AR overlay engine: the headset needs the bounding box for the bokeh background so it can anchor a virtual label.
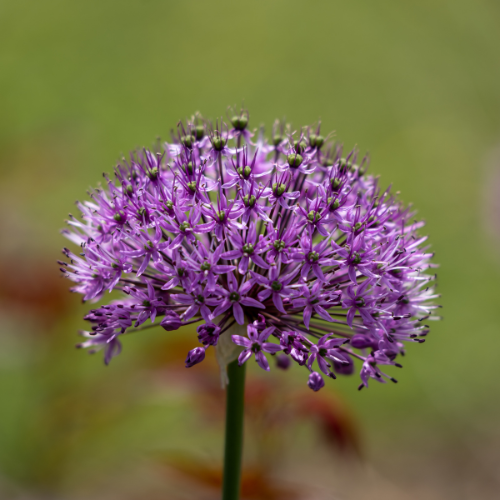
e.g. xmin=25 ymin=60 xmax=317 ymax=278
xmin=1 ymin=1 xmax=500 ymax=499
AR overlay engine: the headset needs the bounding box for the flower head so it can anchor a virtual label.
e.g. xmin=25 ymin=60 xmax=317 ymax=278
xmin=61 ymin=110 xmax=440 ymax=391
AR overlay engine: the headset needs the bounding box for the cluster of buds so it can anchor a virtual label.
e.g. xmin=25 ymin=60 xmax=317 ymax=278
xmin=60 ymin=109 xmax=439 ymax=390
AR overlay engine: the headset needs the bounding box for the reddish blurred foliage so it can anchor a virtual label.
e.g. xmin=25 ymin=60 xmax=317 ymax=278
xmin=156 ymin=453 xmax=301 ymax=500
xmin=0 ymin=258 xmax=75 ymax=330
xmin=145 ymin=336 xmax=362 ymax=459
xmin=293 ymin=391 xmax=362 ymax=456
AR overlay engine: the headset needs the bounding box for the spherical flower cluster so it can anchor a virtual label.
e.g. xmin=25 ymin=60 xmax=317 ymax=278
xmin=60 ymin=110 xmax=440 ymax=390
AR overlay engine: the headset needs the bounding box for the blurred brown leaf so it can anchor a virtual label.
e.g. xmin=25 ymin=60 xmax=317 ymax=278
xmin=155 ymin=452 xmax=301 ymax=500
xmin=293 ymin=391 xmax=362 ymax=457
xmin=145 ymin=336 xmax=362 ymax=459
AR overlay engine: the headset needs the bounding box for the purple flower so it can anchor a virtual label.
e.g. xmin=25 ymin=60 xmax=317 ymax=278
xmin=159 ymin=250 xmax=193 ymax=291
xmin=122 ymin=224 xmax=170 ymax=276
xmin=61 ymin=110 xmax=439 ymax=391
xmin=211 ymin=272 xmax=265 ymax=325
xmin=292 ymin=281 xmax=341 ymax=329
xmin=171 ymin=284 xmax=219 ymax=321
xmin=232 ymin=325 xmax=282 ymax=371
xmin=61 ymin=247 xmax=107 ymax=301
xmin=342 ymin=279 xmax=378 ymax=327
xmin=77 ymin=328 xmax=122 ymax=366
xmin=222 ymin=222 xmax=269 ymax=274
xmin=222 ymin=146 xmax=267 ymax=189
xmin=252 ymin=265 xmax=300 ymax=313
xmin=280 ymin=331 xmax=309 ymax=366
xmin=297 ymin=197 xmax=330 ymax=237
xmin=123 ymin=282 xmax=165 ymax=327
xmin=162 ymin=206 xmax=206 ymax=249
xmin=173 ymin=156 xmax=216 ymax=204
xmin=307 ymin=334 xmax=348 ymax=378
xmin=201 ymin=193 xmax=245 ymax=241
xmin=265 ymin=222 xmax=298 ymax=265
xmin=267 ymin=171 xmax=300 ymax=209
xmin=228 ymin=108 xmax=254 ymax=146
xmin=184 ymin=242 xmax=235 ymax=291
xmin=331 ymin=236 xmax=376 ymax=283
xmin=208 ymin=122 xmax=233 ymax=159
xmin=290 ymin=234 xmax=335 ymax=281
xmin=237 ymin=182 xmax=272 ymax=224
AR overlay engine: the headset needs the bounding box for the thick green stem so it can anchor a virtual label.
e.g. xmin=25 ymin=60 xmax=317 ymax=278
xmin=222 ymin=359 xmax=246 ymax=500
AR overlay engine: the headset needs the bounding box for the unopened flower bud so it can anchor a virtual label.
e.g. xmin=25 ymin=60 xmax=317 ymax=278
xmin=197 ymin=323 xmax=221 ymax=346
xmin=160 ymin=311 xmax=182 ymax=331
xmin=308 ymin=371 xmax=325 ymax=391
xmin=276 ymin=354 xmax=291 ymax=370
xmin=185 ymin=347 xmax=206 ymax=367
xmin=333 ymin=357 xmax=354 ymax=375
xmin=351 ymin=334 xmax=374 ymax=349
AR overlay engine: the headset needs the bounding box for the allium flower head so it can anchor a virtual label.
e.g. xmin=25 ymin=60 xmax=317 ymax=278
xmin=61 ymin=110 xmax=440 ymax=390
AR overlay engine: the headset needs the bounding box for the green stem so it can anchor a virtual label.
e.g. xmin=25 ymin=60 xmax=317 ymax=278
xmin=222 ymin=359 xmax=246 ymax=500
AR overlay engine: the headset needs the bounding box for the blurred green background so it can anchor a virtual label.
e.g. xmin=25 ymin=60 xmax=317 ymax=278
xmin=1 ymin=1 xmax=500 ymax=499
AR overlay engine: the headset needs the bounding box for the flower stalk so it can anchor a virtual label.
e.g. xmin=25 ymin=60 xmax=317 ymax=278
xmin=222 ymin=360 xmax=246 ymax=500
